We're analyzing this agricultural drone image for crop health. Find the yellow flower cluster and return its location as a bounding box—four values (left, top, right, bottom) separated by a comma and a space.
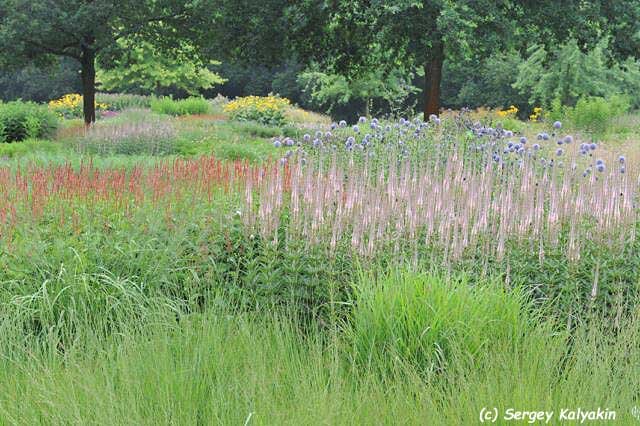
223, 96, 290, 114
48, 94, 109, 118
529, 107, 543, 122
497, 105, 518, 118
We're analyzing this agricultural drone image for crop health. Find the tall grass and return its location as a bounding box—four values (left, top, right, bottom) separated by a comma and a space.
150, 96, 211, 116
1, 274, 638, 424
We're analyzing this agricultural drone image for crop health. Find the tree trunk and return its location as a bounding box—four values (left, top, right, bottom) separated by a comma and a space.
80, 46, 96, 126
423, 41, 444, 120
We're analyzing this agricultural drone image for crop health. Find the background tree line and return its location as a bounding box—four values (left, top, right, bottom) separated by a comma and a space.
1, 0, 639, 122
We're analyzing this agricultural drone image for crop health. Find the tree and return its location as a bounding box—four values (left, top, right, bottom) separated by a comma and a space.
0, 0, 210, 124
97, 39, 224, 97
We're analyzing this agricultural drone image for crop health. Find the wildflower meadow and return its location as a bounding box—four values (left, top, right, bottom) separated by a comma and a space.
1, 1, 640, 424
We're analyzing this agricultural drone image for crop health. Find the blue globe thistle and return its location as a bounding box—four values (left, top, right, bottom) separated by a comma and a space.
352, 125, 360, 133
556, 148, 564, 156
285, 138, 295, 146
346, 136, 355, 146
557, 139, 563, 145
339, 120, 347, 127
537, 133, 543, 140
372, 118, 379, 125
315, 130, 323, 138
303, 134, 311, 142
542, 133, 550, 141
273, 139, 282, 148
507, 141, 514, 149
285, 150, 293, 158
434, 117, 441, 125
325, 131, 332, 138
520, 136, 527, 144
504, 130, 513, 138
583, 168, 591, 177
596, 158, 604, 166
358, 116, 367, 124
385, 125, 392, 132
563, 135, 573, 144
428, 114, 438, 122
330, 122, 337, 130
493, 154, 501, 162
596, 163, 606, 173
532, 143, 541, 151
553, 121, 562, 129
620, 166, 626, 174
313, 139, 323, 148
619, 155, 626, 164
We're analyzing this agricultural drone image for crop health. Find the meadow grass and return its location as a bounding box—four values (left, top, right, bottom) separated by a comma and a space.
0, 272, 638, 425
1, 109, 640, 424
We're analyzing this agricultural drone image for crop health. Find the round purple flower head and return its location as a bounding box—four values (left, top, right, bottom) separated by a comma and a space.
556, 148, 564, 156
285, 138, 294, 146
504, 130, 513, 138
620, 166, 626, 174
434, 117, 441, 125
358, 116, 367, 124
352, 125, 360, 133
428, 114, 438, 122
273, 139, 282, 148
303, 134, 311, 142
596, 159, 604, 166
315, 130, 323, 138
553, 121, 562, 129
537, 133, 543, 140
313, 139, 322, 148
339, 120, 347, 128
346, 136, 355, 146
619, 155, 626, 164
330, 122, 337, 130
520, 136, 527, 144
372, 118, 379, 125
589, 143, 597, 151
325, 131, 332, 138
542, 133, 550, 141
563, 135, 573, 144
532, 143, 541, 151
596, 163, 605, 173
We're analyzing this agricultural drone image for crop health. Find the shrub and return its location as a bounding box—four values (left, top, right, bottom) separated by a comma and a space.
78, 111, 177, 155
223, 95, 290, 126
96, 93, 152, 111
48, 93, 109, 119
150, 96, 210, 116
350, 270, 529, 373
0, 101, 59, 142
568, 95, 630, 137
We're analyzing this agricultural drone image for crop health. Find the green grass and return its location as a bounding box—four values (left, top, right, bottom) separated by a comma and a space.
1, 273, 638, 425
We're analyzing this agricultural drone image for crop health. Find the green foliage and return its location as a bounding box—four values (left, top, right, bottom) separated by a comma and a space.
441, 50, 530, 114
569, 96, 631, 137
150, 97, 211, 116
0, 57, 81, 103
95, 93, 152, 111
351, 270, 528, 373
97, 40, 225, 96
298, 66, 418, 119
514, 38, 640, 109
0, 100, 58, 142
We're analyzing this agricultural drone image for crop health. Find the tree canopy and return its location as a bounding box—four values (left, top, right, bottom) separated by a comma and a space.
0, 0, 214, 123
